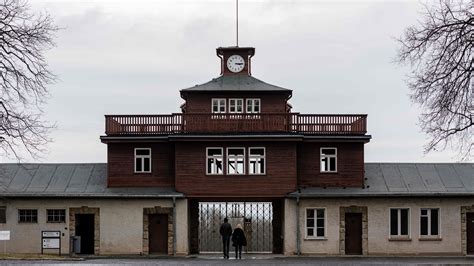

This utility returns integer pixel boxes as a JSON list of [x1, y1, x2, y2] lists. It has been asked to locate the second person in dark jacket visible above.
[[231, 224, 247, 259]]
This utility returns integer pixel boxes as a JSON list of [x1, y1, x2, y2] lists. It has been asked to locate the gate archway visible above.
[[198, 202, 273, 253]]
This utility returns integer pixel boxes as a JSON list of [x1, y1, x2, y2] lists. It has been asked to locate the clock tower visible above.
[[217, 46, 255, 76]]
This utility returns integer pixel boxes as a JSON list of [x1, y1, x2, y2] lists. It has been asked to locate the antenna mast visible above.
[[236, 0, 239, 46]]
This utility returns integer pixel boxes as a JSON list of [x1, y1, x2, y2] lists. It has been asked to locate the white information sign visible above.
[[0, 231, 10, 241], [42, 238, 60, 249], [42, 231, 60, 238]]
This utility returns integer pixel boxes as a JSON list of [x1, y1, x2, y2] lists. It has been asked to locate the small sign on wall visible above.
[[0, 231, 10, 241], [41, 231, 61, 255]]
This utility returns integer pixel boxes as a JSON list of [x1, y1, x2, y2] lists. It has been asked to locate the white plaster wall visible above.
[[284, 197, 474, 256], [0, 198, 179, 255], [175, 198, 188, 255]]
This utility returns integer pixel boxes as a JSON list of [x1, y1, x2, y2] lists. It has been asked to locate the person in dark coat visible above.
[[231, 223, 247, 259], [219, 217, 232, 259]]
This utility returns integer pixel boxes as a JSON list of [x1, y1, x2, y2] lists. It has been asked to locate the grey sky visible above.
[[8, 0, 464, 163]]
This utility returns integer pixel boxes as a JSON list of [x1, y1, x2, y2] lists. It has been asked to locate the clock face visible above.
[[226, 55, 245, 73]]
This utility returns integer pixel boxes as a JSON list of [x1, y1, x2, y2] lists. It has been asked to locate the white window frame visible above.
[[420, 208, 441, 237], [389, 207, 411, 238], [248, 147, 266, 175], [134, 148, 152, 173], [226, 147, 246, 175], [229, 98, 244, 114], [212, 98, 226, 113], [320, 147, 337, 173], [206, 147, 224, 175], [246, 98, 261, 113], [305, 207, 327, 239]]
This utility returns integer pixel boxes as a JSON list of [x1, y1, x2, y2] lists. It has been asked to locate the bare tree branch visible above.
[[0, 0, 58, 160], [397, 0, 473, 160]]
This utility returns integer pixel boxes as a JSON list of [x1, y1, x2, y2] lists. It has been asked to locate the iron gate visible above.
[[198, 202, 273, 253]]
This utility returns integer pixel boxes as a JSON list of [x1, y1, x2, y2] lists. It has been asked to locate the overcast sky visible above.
[[8, 0, 465, 163]]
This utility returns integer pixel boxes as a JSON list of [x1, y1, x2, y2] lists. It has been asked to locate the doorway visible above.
[[344, 212, 362, 255], [75, 214, 95, 254], [467, 213, 474, 255], [148, 214, 168, 254]]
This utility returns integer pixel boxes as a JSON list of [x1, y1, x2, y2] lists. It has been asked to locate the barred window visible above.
[[47, 209, 66, 223], [18, 209, 38, 223]]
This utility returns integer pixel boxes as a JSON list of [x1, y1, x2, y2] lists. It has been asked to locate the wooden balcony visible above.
[[105, 113, 367, 136]]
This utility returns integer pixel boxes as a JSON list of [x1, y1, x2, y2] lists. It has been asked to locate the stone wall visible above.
[[69, 207, 100, 255]]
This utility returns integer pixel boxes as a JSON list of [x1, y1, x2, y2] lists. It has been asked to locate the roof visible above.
[[290, 163, 474, 198], [180, 75, 291, 92], [0, 163, 183, 198]]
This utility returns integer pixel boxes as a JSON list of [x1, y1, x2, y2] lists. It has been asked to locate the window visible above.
[[229, 99, 243, 113], [420, 208, 439, 236], [47, 209, 66, 223], [212, 98, 226, 113], [18, 209, 38, 223], [390, 208, 409, 236], [246, 99, 260, 113], [227, 148, 245, 175], [320, 148, 337, 173], [306, 208, 325, 238], [0, 207, 5, 223], [249, 148, 265, 175], [207, 148, 223, 175], [135, 148, 151, 173]]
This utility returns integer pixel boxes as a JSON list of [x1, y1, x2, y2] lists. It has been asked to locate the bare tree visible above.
[[397, 0, 473, 160], [0, 0, 58, 160]]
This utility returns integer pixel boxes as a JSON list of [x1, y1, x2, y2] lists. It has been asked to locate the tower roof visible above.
[[180, 75, 291, 93]]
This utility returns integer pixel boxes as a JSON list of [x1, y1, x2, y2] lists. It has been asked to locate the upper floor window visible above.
[[47, 209, 66, 223], [390, 208, 409, 237], [420, 208, 439, 236], [227, 148, 245, 175], [306, 208, 326, 238], [320, 148, 337, 173], [135, 148, 151, 173], [246, 99, 260, 113], [18, 209, 38, 223], [212, 98, 226, 113], [249, 148, 265, 175], [207, 148, 223, 175], [229, 99, 243, 113]]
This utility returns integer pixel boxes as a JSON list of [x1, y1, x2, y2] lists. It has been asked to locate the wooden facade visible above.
[[101, 46, 371, 194]]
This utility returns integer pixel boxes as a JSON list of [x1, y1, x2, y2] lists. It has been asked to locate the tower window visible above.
[[212, 98, 226, 113], [207, 148, 224, 175], [227, 148, 245, 175], [320, 148, 337, 173], [135, 148, 151, 173], [249, 147, 265, 175], [229, 99, 243, 113], [246, 99, 260, 113]]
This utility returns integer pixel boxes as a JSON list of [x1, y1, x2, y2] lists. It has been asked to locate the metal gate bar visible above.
[[198, 202, 273, 253]]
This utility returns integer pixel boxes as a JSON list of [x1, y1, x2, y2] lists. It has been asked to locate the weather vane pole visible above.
[[236, 0, 239, 47]]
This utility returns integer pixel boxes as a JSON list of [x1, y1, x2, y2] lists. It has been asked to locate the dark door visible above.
[[345, 213, 362, 255], [467, 213, 474, 254], [75, 214, 95, 254], [149, 214, 168, 254]]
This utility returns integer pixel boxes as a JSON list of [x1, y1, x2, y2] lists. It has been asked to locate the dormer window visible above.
[[212, 98, 226, 113], [229, 99, 243, 113], [135, 148, 151, 173], [246, 99, 260, 113]]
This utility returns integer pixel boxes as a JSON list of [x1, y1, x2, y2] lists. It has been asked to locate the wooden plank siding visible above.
[[183, 93, 289, 113], [107, 143, 175, 187], [297, 142, 365, 187], [174, 142, 297, 197]]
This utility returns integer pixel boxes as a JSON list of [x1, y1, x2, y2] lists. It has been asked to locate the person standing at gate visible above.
[[219, 217, 232, 259], [231, 224, 247, 260]]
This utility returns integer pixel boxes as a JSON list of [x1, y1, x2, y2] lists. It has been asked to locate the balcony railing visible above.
[[105, 113, 367, 135]]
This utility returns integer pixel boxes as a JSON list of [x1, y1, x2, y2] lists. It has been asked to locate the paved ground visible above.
[[1, 256, 474, 265]]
